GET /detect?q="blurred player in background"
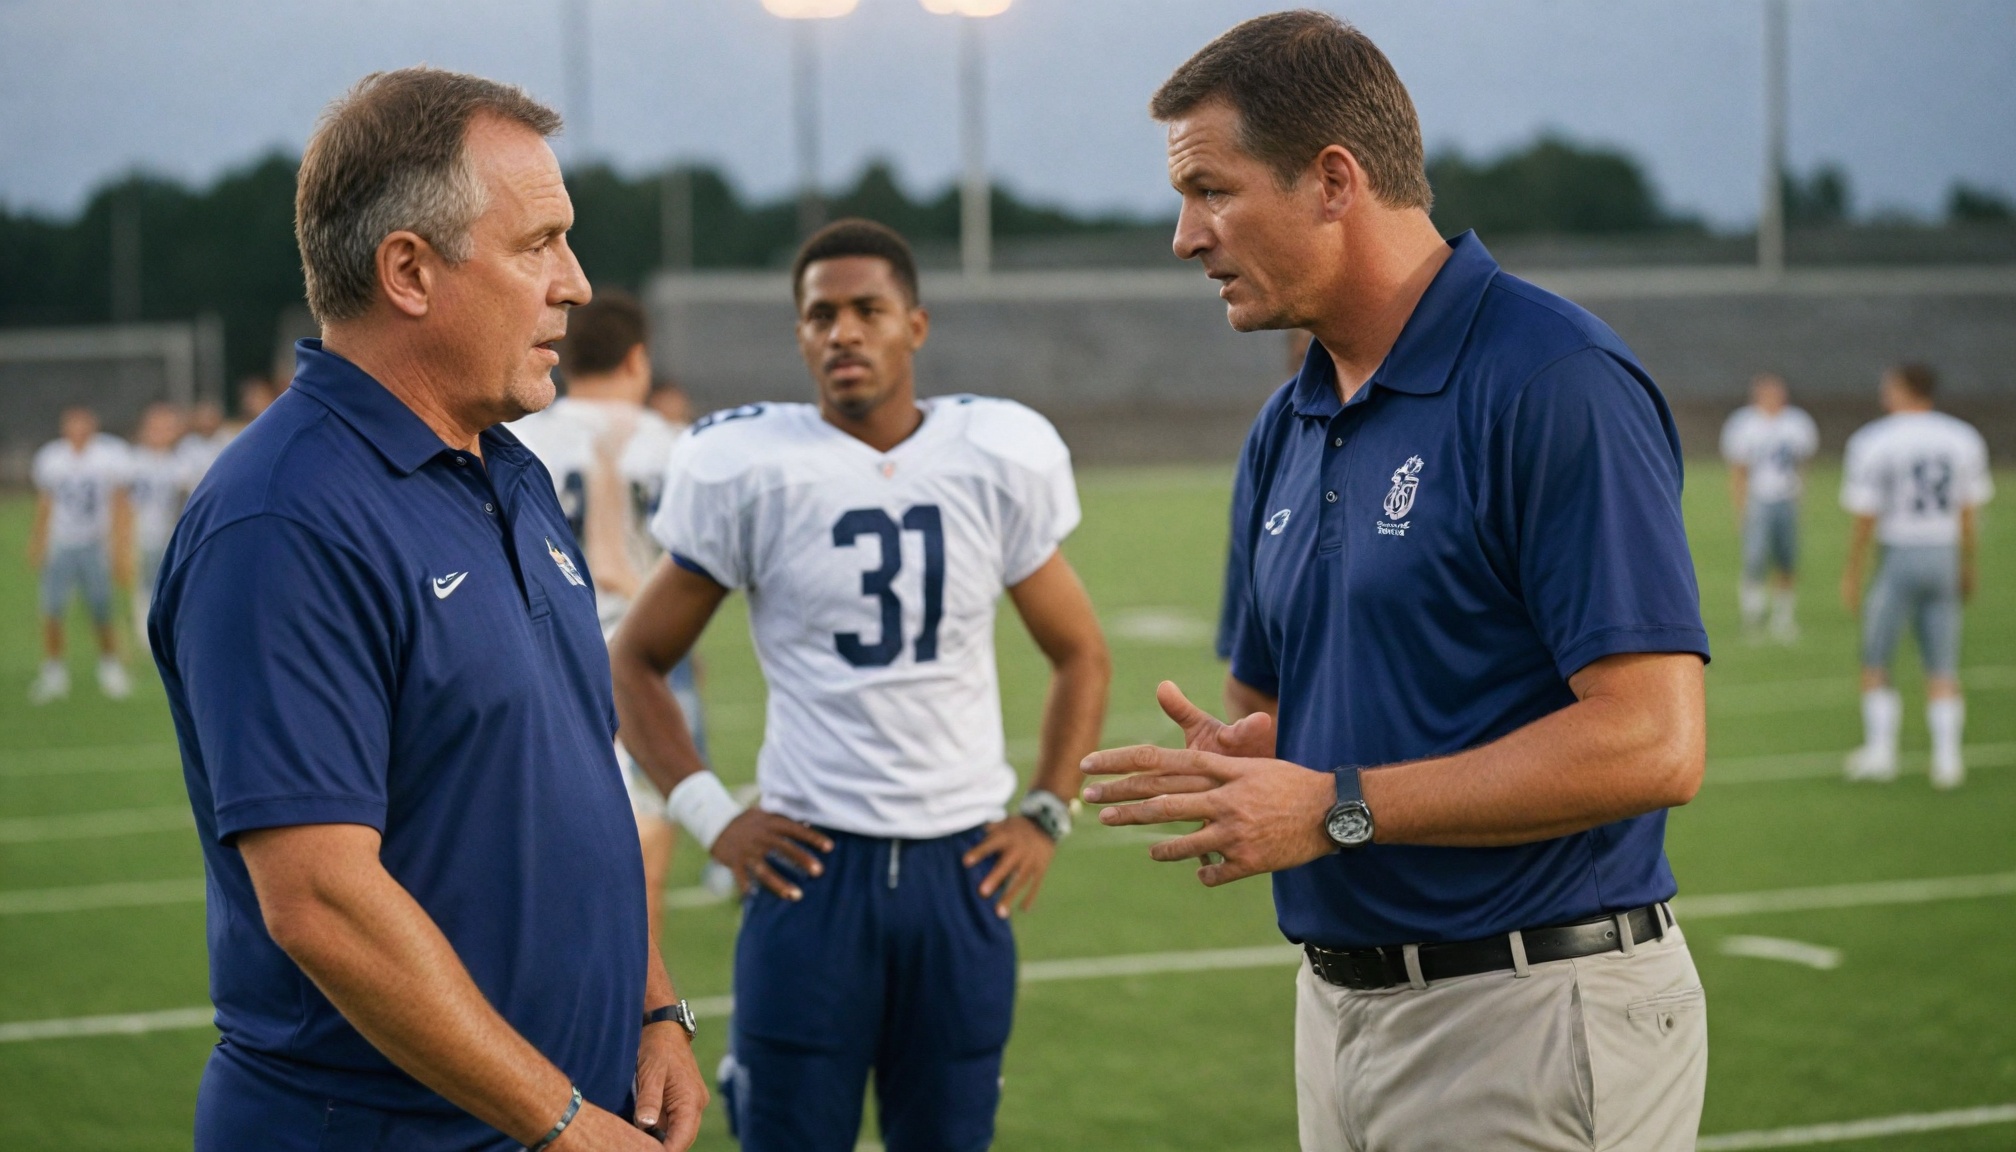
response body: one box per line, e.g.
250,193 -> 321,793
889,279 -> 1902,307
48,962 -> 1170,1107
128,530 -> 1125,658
508,289 -> 702,944
233,375 -> 277,433
177,399 -> 233,484
611,219 -> 1111,1152
1721,373 -> 1819,642
647,378 -> 696,427
127,401 -> 192,643
28,405 -> 133,703
1841,363 -> 1993,788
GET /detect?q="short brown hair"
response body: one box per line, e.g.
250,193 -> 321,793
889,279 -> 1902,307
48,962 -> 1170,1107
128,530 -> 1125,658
296,67 -> 562,324
561,290 -> 648,379
1150,10 -> 1432,210
1890,362 -> 1938,399
791,218 -> 921,307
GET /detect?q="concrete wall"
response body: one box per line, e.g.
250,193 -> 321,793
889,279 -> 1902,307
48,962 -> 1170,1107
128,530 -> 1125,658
649,265 -> 2016,463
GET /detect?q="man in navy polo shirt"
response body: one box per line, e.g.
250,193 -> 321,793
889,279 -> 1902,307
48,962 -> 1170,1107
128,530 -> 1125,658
1086,14 -> 1710,1150
151,69 -> 705,1151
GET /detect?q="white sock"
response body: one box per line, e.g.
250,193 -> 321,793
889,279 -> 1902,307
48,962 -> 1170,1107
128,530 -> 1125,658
1861,688 -> 1902,762
40,658 -> 64,678
1770,589 -> 1796,629
1739,582 -> 1768,628
1928,696 -> 1965,778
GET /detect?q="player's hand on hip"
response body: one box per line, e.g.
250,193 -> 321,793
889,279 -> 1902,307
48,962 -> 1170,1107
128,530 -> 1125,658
1080,746 -> 1334,887
963,815 -> 1057,918
634,1017 -> 709,1150
1157,680 -> 1275,759
547,1100 -> 662,1151
710,810 -> 832,902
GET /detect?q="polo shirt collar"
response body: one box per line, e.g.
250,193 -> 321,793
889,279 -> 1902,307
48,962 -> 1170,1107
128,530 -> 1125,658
1289,230 -> 1501,417
287,339 -> 458,476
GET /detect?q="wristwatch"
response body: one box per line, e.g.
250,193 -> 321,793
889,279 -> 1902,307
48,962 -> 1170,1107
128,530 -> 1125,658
1018,789 -> 1073,842
643,1000 -> 698,1040
1324,766 -> 1375,850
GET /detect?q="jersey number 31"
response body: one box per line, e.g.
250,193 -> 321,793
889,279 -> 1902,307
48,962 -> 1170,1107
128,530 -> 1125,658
833,505 -> 944,668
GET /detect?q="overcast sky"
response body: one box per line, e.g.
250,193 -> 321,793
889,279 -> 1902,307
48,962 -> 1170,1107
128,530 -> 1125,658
2,0 -> 2012,227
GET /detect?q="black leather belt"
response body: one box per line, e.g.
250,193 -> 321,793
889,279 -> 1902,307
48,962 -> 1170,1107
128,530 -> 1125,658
1305,904 -> 1668,991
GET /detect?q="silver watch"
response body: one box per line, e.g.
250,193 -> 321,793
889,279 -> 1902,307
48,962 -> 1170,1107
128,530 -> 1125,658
1018,789 -> 1073,841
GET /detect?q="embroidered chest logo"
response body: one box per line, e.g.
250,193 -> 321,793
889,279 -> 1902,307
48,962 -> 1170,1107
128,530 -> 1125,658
545,537 -> 587,587
1265,508 -> 1292,536
1379,456 -> 1424,536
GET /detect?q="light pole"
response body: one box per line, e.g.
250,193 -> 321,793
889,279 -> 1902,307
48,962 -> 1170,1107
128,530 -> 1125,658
1759,0 -> 1788,277
923,0 -> 1012,279
562,0 -> 593,164
762,0 -> 858,236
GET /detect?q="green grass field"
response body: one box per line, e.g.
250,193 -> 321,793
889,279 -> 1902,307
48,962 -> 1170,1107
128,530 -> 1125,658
2,462 -> 2013,1150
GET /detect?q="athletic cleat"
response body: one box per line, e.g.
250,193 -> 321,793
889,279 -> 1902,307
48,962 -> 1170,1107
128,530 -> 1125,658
28,664 -> 70,706
1929,758 -> 1965,791
1843,747 -> 1897,783
97,659 -> 132,700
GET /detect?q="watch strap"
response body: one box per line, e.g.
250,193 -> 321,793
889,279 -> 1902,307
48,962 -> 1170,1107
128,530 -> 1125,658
1333,765 -> 1365,806
643,1000 -> 696,1038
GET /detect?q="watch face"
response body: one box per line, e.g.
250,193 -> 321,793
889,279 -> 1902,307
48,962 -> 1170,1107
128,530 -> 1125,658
1327,803 -> 1373,847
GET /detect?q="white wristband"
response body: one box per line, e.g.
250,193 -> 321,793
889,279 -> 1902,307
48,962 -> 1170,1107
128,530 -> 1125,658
664,771 -> 742,851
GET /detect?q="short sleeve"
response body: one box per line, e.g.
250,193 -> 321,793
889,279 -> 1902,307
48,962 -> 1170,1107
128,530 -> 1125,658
1962,431 -> 1995,508
1495,349 -> 1709,679
1225,419 -> 1281,696
1000,450 -> 1081,587
162,516 -> 397,841
648,435 -> 750,589
1795,412 -> 1820,459
1718,412 -> 1746,464
1840,436 -> 1882,516
29,447 -> 53,491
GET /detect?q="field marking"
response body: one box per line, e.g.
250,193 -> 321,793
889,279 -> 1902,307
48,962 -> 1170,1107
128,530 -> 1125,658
0,805 -> 192,844
0,743 -> 181,778
1707,666 -> 2016,717
1674,871 -> 2016,919
9,869 -> 2013,1041
0,878 -> 204,915
1707,742 -> 2015,785
1696,1103 -> 2016,1150
1717,935 -> 1842,970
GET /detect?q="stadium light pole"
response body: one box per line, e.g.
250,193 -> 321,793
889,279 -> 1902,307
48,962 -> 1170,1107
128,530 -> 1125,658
562,0 -> 594,164
922,0 -> 1012,280
762,0 -> 858,237
1758,0 -> 1788,277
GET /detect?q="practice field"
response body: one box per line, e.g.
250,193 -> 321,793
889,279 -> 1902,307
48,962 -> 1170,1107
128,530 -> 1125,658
1,461 -> 2012,1151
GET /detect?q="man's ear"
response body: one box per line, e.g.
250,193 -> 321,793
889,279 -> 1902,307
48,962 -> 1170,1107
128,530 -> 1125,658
908,305 -> 931,351
375,230 -> 436,319
1313,145 -> 1362,223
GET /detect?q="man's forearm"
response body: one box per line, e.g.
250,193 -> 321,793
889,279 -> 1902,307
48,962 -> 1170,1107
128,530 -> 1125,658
1362,654 -> 1705,848
245,829 -> 577,1145
610,650 -> 711,797
1030,651 -> 1110,799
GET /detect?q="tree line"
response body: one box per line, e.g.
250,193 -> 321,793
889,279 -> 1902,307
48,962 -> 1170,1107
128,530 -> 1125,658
1,138 -> 2008,385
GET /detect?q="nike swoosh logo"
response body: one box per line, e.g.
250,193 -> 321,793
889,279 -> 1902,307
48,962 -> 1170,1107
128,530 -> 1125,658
432,572 -> 469,599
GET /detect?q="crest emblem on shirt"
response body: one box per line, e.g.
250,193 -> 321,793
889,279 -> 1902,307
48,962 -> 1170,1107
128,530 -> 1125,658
1265,508 -> 1292,536
1382,456 -> 1424,521
545,537 -> 587,587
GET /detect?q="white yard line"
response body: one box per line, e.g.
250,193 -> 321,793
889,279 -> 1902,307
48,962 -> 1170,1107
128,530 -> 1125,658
0,1006 -> 215,1044
1674,871 -> 2016,919
0,805 -> 192,844
1696,1103 -> 2016,1149
1717,936 -> 1842,970
1707,742 -> 2015,785
0,878 -> 204,915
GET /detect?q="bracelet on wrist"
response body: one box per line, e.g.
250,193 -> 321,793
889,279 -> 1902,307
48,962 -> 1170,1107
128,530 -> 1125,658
525,1085 -> 582,1152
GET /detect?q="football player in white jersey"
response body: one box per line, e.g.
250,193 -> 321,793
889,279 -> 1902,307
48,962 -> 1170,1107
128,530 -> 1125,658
507,289 -> 699,945
28,406 -> 134,703
611,220 -> 1111,1152
1721,373 -> 1819,641
127,401 -> 193,645
1840,364 -> 1994,788
176,400 -> 234,486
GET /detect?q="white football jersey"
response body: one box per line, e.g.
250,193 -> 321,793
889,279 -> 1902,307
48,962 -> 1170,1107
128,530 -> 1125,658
651,397 -> 1080,839
176,430 -> 233,488
1841,410 -> 1993,548
32,435 -> 132,549
509,398 -> 682,629
1721,404 -> 1819,503
127,446 -> 192,552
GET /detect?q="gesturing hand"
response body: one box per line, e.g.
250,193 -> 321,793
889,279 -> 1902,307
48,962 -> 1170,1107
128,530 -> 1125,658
1158,681 -> 1275,759
634,1019 -> 709,1150
709,810 -> 833,902
962,816 -> 1057,918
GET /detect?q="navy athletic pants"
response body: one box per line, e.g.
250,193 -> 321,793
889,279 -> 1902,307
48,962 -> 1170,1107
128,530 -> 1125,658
722,824 -> 1017,1152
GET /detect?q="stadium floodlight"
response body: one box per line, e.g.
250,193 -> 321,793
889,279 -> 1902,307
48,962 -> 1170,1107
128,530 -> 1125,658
920,0 -> 1012,278
761,0 -> 858,235
1758,0 -> 1788,278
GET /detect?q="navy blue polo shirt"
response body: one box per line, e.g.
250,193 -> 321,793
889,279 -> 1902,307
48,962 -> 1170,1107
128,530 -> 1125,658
150,341 -> 646,1130
1224,233 -> 1709,950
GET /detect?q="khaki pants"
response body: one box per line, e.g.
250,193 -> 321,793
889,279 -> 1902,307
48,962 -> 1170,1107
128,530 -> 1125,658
1296,921 -> 1706,1151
